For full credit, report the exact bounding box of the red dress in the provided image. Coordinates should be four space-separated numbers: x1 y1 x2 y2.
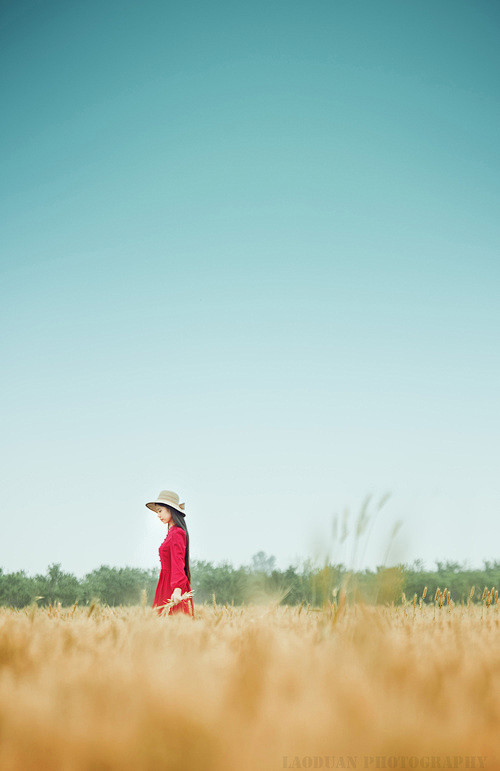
152 525 194 618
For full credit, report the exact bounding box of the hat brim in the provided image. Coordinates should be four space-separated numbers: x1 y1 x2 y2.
146 501 186 516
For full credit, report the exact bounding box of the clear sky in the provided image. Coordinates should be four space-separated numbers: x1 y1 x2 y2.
1 0 499 578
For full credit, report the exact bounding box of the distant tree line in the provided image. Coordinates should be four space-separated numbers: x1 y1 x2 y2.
0 552 498 609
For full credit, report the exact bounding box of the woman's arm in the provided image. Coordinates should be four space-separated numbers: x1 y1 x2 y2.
170 529 189 594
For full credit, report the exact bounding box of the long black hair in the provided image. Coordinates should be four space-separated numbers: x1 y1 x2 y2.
161 505 191 583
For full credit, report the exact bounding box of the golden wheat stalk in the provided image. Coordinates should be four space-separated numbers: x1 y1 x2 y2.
158 590 194 617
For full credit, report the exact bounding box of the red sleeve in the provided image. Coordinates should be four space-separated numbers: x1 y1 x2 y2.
169 528 189 591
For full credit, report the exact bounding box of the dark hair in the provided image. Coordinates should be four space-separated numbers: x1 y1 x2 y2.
158 505 191 582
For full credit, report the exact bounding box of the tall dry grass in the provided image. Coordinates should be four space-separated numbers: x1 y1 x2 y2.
0 598 499 770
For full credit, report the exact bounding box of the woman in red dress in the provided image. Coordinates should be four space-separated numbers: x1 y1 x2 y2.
146 490 195 618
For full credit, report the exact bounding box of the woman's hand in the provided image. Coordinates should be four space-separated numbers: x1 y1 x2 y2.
171 587 182 605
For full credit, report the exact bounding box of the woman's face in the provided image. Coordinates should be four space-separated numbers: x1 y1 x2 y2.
155 505 172 524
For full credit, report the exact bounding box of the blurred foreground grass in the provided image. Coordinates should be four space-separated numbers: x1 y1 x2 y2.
0 601 499 770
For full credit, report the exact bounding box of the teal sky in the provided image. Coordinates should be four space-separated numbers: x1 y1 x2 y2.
1 0 499 577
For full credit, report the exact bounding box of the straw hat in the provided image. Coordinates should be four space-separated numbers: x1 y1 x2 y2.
146 490 186 516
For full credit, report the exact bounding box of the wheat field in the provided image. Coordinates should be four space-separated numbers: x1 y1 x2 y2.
0 599 498 770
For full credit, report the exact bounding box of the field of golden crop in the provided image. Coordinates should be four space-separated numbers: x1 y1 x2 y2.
0 600 499 770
